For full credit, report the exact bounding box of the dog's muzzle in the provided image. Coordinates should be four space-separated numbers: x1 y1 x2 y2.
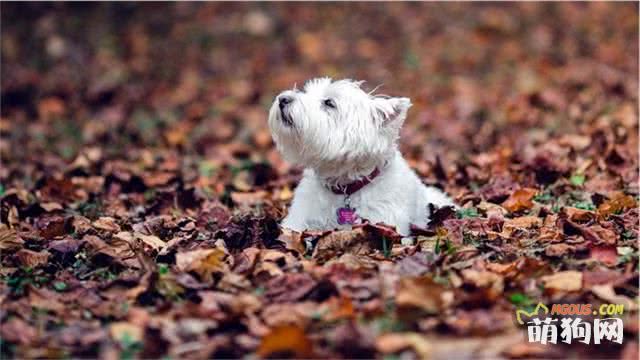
278 95 294 126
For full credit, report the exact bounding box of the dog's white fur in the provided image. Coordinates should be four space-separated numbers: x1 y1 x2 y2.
269 78 454 235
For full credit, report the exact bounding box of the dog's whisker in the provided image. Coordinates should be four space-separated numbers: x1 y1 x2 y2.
368 83 384 95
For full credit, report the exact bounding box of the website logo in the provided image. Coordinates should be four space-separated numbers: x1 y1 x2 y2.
515 302 625 345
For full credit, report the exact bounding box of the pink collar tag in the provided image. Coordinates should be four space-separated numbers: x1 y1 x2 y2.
337 207 357 225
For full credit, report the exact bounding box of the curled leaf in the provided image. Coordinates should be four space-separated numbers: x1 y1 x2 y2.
501 188 538 213
175 247 228 282
597 193 636 218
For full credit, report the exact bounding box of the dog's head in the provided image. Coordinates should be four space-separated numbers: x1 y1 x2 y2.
268 77 411 179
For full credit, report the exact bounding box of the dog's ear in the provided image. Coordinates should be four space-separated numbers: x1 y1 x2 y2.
374 97 412 128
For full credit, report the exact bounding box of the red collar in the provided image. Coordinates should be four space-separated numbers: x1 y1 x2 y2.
328 167 381 195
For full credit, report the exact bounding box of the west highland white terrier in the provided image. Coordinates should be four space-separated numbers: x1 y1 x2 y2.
268 78 454 235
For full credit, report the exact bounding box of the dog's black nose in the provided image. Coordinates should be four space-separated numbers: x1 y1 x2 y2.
278 95 293 109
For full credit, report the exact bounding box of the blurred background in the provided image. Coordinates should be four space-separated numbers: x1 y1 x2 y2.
1 1 638 200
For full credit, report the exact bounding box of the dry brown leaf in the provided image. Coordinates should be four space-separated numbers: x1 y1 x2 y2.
263 272 318 302
501 216 542 238
176 247 228 282
257 324 314 358
582 225 618 245
501 188 537 213
545 243 574 257
563 207 595 222
598 193 636 217
376 333 432 359
0 225 23 251
460 269 504 295
477 201 508 217
15 249 50 268
83 235 137 266
93 217 121 232
541 270 582 292
312 228 380 262
134 233 167 252
396 276 448 314
36 214 67 239
276 229 305 254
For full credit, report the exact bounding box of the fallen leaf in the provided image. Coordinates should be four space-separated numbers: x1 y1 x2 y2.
581 225 618 245
479 176 519 203
134 232 167 252
36 214 67 239
545 243 574 257
15 249 50 268
395 252 435 276
376 333 432 359
501 188 538 213
598 193 636 218
264 273 318 302
541 271 582 292
396 276 447 314
257 325 314 358
175 247 228 282
93 217 121 232
83 235 137 266
276 228 305 254
476 201 508 218
312 228 378 262
563 207 595 222
501 216 542 238
460 269 504 295
0 225 23 251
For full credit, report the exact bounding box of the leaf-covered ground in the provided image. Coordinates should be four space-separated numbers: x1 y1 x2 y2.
1 2 638 359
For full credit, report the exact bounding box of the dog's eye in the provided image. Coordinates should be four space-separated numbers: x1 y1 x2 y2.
323 99 336 109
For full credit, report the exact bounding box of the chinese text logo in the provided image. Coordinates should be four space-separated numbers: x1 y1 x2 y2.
516 303 624 345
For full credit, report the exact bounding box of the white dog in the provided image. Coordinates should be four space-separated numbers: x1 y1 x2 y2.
268 78 454 236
